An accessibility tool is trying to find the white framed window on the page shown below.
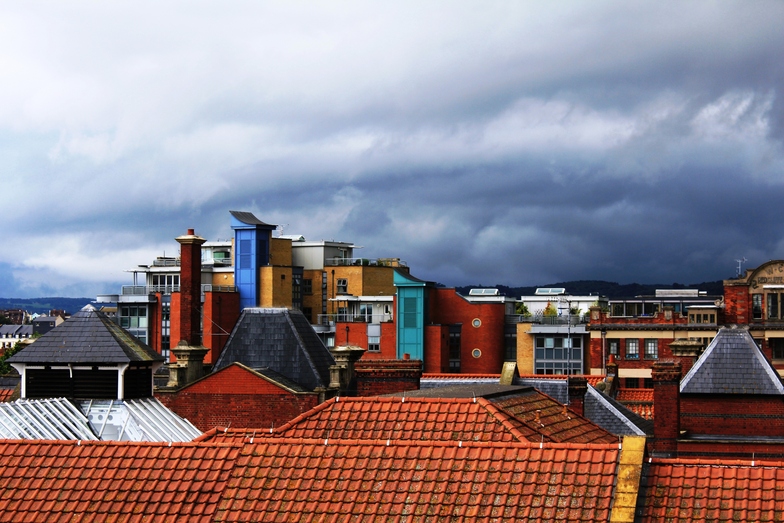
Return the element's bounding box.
[626,339,639,359]
[644,339,658,360]
[337,278,348,294]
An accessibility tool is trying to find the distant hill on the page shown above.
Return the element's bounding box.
[0,297,94,316]
[455,280,725,299]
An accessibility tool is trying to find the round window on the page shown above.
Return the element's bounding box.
[472,348,482,358]
[472,318,482,328]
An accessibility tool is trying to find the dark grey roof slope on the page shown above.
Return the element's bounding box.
[8,305,163,365]
[229,210,276,227]
[585,385,653,436]
[681,327,784,395]
[214,308,335,392]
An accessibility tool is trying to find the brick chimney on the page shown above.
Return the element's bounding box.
[652,360,682,457]
[329,345,366,395]
[567,376,588,416]
[175,229,206,346]
[668,339,703,375]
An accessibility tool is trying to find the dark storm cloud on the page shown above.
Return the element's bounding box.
[0,1,783,297]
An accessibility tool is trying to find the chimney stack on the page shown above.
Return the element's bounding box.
[652,360,682,457]
[175,229,206,346]
[668,339,703,375]
[567,376,588,416]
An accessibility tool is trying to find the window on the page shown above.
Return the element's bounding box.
[161,300,171,363]
[771,338,784,360]
[643,378,654,389]
[769,293,780,320]
[753,294,763,320]
[368,336,380,352]
[625,339,639,359]
[448,325,461,373]
[625,378,640,389]
[644,339,658,360]
[302,279,313,295]
[534,335,582,375]
[608,339,619,356]
[337,278,348,294]
[504,325,517,362]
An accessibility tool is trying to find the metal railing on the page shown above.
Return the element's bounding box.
[317,313,393,325]
[324,257,407,268]
[505,313,588,325]
[121,284,236,295]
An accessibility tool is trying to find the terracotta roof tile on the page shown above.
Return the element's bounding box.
[217,439,620,522]
[639,458,784,522]
[0,440,241,522]
[616,388,654,402]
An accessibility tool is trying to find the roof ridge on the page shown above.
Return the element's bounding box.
[248,436,622,450]
[477,397,535,443]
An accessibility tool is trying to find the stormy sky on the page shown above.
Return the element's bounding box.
[1,1,783,298]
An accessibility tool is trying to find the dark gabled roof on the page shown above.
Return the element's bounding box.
[8,305,163,365]
[681,327,784,395]
[213,308,335,392]
[585,385,653,436]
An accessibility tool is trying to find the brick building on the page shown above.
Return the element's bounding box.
[97,210,405,364]
[586,288,723,389]
[651,327,784,459]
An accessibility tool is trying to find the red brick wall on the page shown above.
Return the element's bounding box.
[652,361,681,456]
[423,325,449,373]
[336,321,397,360]
[156,364,319,431]
[427,289,506,374]
[723,285,750,324]
[202,291,241,364]
[681,395,784,437]
[355,359,422,396]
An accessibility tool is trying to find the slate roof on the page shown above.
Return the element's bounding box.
[7,305,163,365]
[213,308,335,392]
[584,386,653,436]
[638,457,784,522]
[0,439,240,522]
[681,327,784,395]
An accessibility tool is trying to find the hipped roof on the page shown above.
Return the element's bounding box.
[8,305,163,365]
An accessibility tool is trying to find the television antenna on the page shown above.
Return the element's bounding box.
[735,257,747,278]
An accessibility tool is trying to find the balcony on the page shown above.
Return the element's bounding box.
[121,284,237,296]
[317,313,393,325]
[324,257,407,268]
[505,313,588,325]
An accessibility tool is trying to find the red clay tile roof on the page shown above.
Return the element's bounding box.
[0,388,15,402]
[272,391,617,445]
[617,388,654,420]
[216,439,621,522]
[273,396,531,442]
[617,389,654,403]
[0,439,241,522]
[639,458,784,522]
[489,390,617,444]
[624,402,654,420]
[195,427,273,444]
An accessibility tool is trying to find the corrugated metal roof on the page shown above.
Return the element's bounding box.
[0,397,200,442]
